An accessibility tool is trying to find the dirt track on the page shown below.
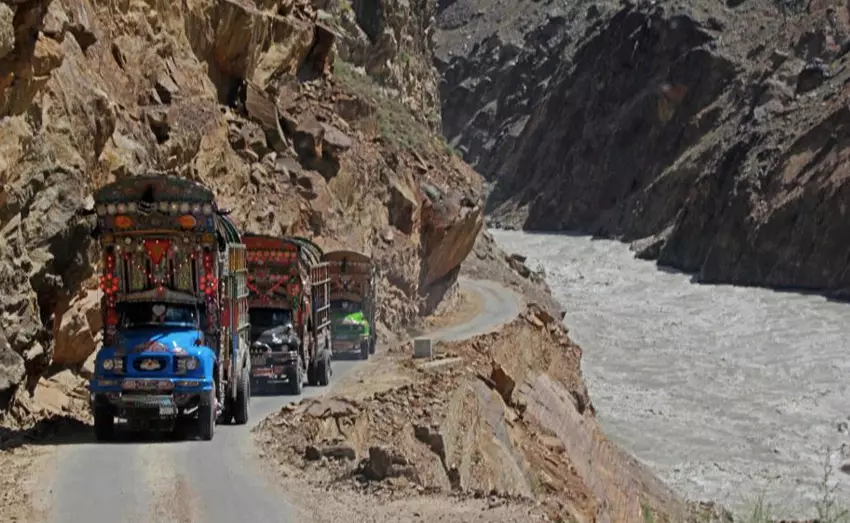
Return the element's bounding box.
[493,230,850,515]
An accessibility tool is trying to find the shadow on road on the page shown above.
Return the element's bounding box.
[0,414,230,448]
[0,416,93,449]
[330,352,366,361]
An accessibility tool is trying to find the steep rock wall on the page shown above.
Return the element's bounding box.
[0,0,481,410]
[438,0,850,295]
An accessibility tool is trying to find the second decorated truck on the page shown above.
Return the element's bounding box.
[245,235,332,394]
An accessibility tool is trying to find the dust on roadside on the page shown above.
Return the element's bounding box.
[0,371,93,523]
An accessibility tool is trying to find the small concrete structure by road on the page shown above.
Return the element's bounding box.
[413,338,433,359]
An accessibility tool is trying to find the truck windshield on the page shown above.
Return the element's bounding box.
[118,302,203,329]
[331,299,362,313]
[249,309,292,328]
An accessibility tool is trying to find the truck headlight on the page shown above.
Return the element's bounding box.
[101,358,123,372]
[176,356,200,372]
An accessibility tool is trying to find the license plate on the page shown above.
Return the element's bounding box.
[159,404,175,416]
[273,365,286,374]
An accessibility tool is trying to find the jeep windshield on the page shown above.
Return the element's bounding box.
[330,299,362,314]
[118,302,203,329]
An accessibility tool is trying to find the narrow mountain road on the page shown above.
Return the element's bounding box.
[41,278,521,523]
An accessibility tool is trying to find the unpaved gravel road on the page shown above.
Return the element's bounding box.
[492,230,850,515]
[38,278,520,523]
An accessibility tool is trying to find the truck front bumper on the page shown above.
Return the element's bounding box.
[250,355,298,383]
[90,377,213,422]
[332,336,368,351]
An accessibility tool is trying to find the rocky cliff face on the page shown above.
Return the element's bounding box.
[0,0,481,411]
[438,0,850,295]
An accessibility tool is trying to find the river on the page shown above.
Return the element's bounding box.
[490,229,850,517]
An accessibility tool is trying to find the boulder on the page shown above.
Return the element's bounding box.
[0,331,25,409]
[52,289,101,367]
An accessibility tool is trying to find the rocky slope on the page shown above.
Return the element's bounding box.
[438,0,850,294]
[0,0,482,415]
[255,292,722,522]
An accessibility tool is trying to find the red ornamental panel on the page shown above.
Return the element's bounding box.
[144,239,171,265]
[221,301,230,328]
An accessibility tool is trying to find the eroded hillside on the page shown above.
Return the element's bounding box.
[0,0,482,416]
[438,0,850,294]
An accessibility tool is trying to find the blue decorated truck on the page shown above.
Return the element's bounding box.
[89,175,251,441]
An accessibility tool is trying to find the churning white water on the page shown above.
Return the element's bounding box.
[491,229,850,516]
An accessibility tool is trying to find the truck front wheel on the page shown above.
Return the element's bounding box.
[93,403,114,442]
[360,340,370,360]
[317,353,331,386]
[197,390,215,441]
[288,357,304,395]
[233,365,250,425]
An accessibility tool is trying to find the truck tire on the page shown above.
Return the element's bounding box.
[360,340,370,360]
[198,390,215,441]
[93,403,114,442]
[233,365,250,425]
[369,337,376,355]
[287,358,304,395]
[317,353,331,386]
[220,395,234,425]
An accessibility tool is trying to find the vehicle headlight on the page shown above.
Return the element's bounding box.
[271,334,283,345]
[176,356,200,372]
[101,358,122,372]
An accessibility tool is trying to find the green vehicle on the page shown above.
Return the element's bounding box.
[322,250,376,359]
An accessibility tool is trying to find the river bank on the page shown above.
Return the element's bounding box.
[491,229,850,517]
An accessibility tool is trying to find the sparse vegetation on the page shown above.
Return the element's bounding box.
[730,446,850,523]
[333,59,449,154]
[338,0,353,16]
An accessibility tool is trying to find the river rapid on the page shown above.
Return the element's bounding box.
[491,229,850,516]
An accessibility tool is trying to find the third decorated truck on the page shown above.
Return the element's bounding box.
[244,235,332,394]
[322,250,376,360]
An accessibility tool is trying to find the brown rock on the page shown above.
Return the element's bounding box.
[31,36,65,78]
[362,445,408,480]
[145,108,171,143]
[154,71,180,104]
[299,21,336,80]
[293,117,324,159]
[321,443,357,460]
[52,289,100,367]
[490,362,516,404]
[319,122,352,155]
[387,176,419,235]
[240,120,269,157]
[0,5,13,59]
[0,331,25,408]
[304,444,322,461]
[245,82,288,152]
